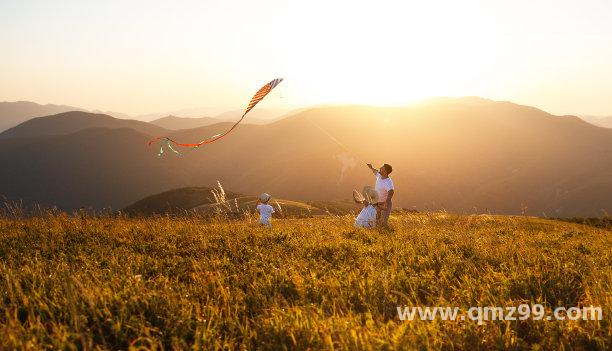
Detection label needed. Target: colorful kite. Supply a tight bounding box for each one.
[149,78,283,155]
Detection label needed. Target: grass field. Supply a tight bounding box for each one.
[0,212,610,350]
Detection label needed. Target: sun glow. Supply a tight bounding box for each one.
[272,1,505,107]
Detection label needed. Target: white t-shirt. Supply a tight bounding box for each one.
[355,205,377,228]
[375,172,394,202]
[257,203,275,225]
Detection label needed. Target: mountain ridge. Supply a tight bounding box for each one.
[1,98,611,216]
[149,115,221,130]
[0,111,167,139]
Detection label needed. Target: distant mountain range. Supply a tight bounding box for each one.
[0,101,85,132]
[149,116,220,130]
[0,101,293,132]
[1,97,611,217]
[213,108,299,125]
[146,109,296,130]
[0,111,166,139]
[6,100,607,131]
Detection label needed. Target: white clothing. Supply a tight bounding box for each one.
[257,203,275,226]
[375,172,394,202]
[354,205,377,228]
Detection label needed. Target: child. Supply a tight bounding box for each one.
[353,186,379,228]
[256,193,275,227]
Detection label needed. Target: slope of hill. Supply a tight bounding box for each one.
[1,98,612,216]
[0,111,167,139]
[123,186,240,215]
[0,127,190,210]
[0,123,260,210]
[122,186,358,217]
[149,115,221,130]
[0,101,84,132]
[191,196,328,217]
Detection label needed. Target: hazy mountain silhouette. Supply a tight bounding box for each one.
[601,117,612,128]
[150,115,221,130]
[138,107,293,124]
[580,115,612,128]
[0,111,167,139]
[1,98,611,216]
[91,109,133,120]
[214,108,295,125]
[0,101,137,132]
[0,101,85,132]
[1,101,299,130]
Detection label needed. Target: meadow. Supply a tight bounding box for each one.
[0,211,610,350]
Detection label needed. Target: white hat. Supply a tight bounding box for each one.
[259,193,271,202]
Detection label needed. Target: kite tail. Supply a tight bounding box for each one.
[147,110,248,151]
[149,77,282,156]
[154,138,182,156]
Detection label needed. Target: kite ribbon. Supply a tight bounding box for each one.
[149,78,283,154]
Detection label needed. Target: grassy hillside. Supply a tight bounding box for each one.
[0,213,610,349]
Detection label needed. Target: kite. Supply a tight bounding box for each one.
[149,78,283,155]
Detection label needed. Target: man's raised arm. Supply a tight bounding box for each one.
[366,163,378,175]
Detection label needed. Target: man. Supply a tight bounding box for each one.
[366,163,394,228]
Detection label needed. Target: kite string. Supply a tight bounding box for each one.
[305,116,367,165]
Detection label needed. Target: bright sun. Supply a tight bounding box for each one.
[258,0,507,108]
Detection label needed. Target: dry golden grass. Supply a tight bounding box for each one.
[0,212,610,350]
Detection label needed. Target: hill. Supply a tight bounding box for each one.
[158,99,612,217]
[0,123,259,211]
[0,101,84,132]
[123,186,358,217]
[1,98,612,216]
[149,115,221,130]
[123,186,240,215]
[1,212,610,349]
[0,127,190,210]
[0,111,167,139]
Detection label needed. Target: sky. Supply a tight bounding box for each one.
[1,0,612,117]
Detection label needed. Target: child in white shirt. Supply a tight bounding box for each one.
[353,186,379,228]
[256,193,275,227]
